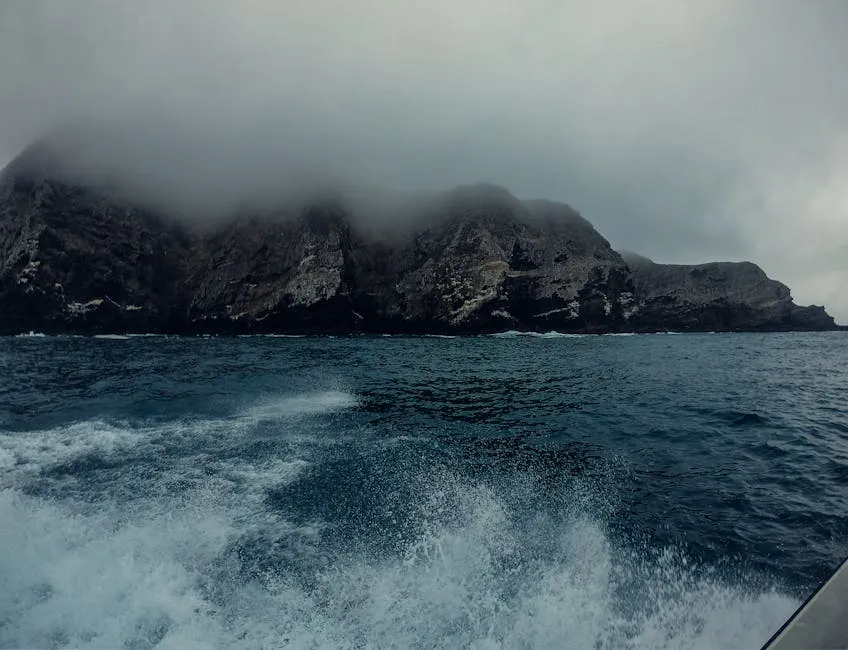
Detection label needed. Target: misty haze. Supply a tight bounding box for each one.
[1,0,847,322]
[1,2,848,649]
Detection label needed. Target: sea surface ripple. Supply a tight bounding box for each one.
[1,332,847,649]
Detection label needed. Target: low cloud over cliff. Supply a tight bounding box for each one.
[1,0,846,321]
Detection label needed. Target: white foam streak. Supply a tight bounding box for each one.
[0,420,138,475]
[0,390,356,487]
[244,390,358,420]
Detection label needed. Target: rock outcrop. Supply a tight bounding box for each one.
[0,146,838,334]
[621,252,835,331]
[0,147,192,334]
[180,184,635,334]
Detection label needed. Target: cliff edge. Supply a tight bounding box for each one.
[0,145,837,334]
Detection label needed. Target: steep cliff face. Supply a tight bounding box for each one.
[0,147,838,334]
[622,252,836,331]
[178,184,633,333]
[346,185,633,333]
[0,153,191,334]
[186,202,359,333]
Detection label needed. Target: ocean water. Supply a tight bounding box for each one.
[1,332,847,649]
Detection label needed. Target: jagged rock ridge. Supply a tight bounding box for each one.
[0,148,838,334]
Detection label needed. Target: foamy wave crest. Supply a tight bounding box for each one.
[0,418,254,489]
[0,392,344,489]
[0,420,140,477]
[0,472,797,649]
[253,481,794,650]
[0,488,236,649]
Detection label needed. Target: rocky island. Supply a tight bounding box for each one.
[0,142,838,335]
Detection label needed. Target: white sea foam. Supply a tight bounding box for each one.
[0,390,356,489]
[0,471,797,650]
[0,420,141,477]
[0,488,235,649]
[0,417,254,489]
[0,388,797,649]
[93,334,130,340]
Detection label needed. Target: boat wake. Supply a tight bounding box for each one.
[0,391,796,649]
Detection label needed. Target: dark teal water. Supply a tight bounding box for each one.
[1,331,847,649]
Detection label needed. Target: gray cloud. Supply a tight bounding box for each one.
[1,0,846,321]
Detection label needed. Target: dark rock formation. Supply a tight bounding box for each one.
[180,184,634,334]
[621,252,835,331]
[0,148,192,334]
[185,201,360,333]
[0,147,838,335]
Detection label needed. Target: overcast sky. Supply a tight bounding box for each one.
[1,0,846,321]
